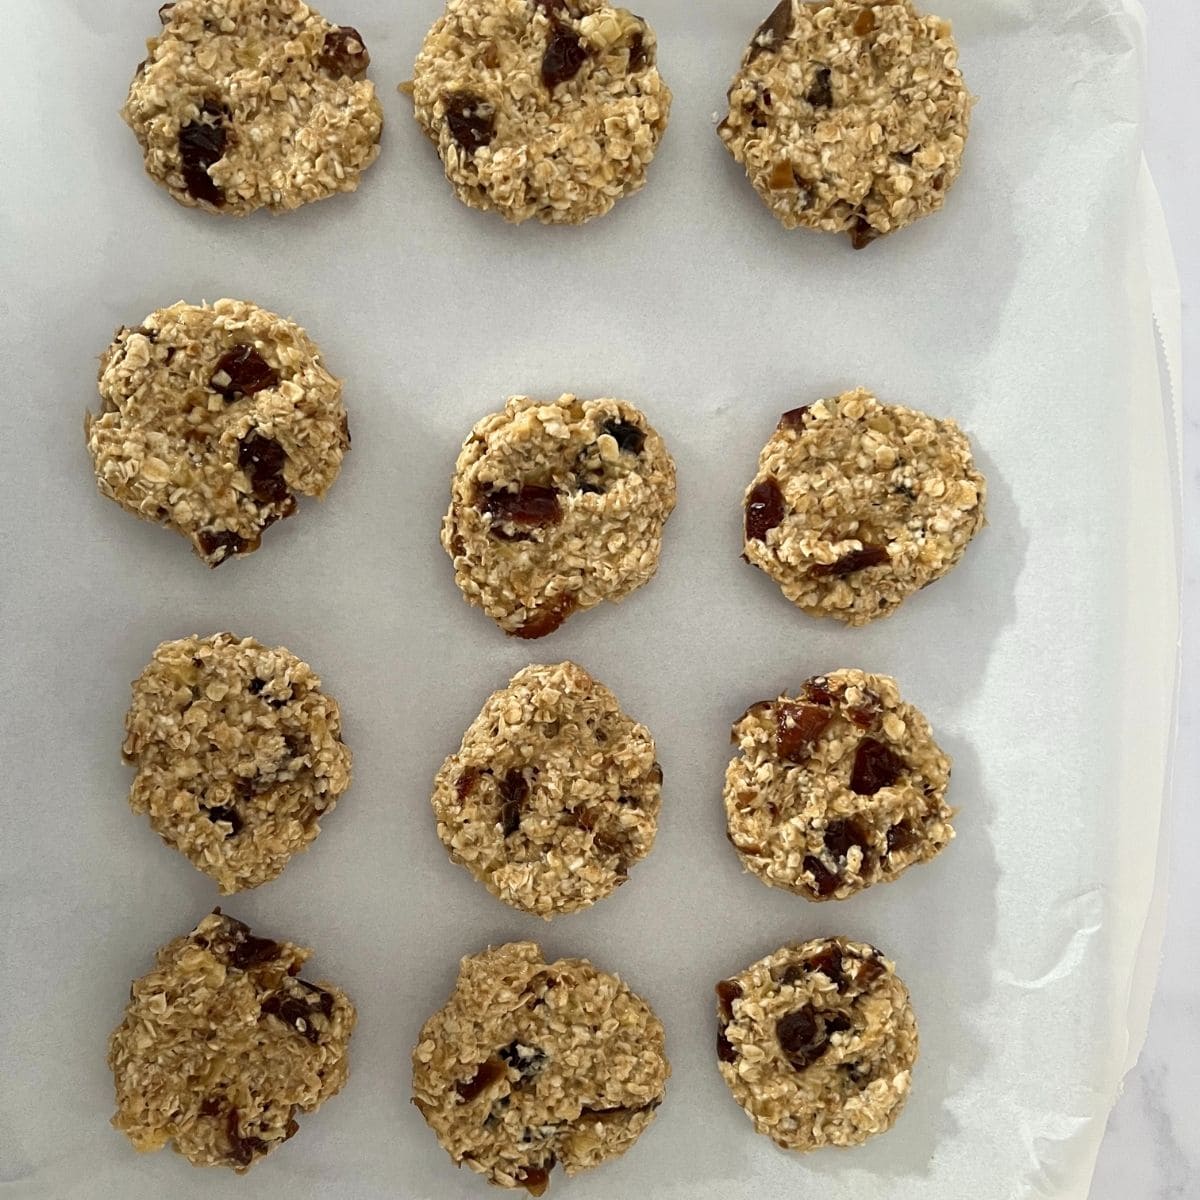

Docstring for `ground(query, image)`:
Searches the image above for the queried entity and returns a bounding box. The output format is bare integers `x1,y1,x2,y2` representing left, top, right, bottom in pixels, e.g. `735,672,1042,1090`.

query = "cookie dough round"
108,909,356,1171
413,941,669,1194
719,0,971,245
124,0,383,215
411,0,671,224
122,632,353,892
716,937,916,1150
86,299,350,566
442,394,676,638
742,388,985,624
725,669,953,901
433,662,662,918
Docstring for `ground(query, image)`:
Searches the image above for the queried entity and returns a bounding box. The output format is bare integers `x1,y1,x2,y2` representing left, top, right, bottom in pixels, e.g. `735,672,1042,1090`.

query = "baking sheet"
0,1,1180,1197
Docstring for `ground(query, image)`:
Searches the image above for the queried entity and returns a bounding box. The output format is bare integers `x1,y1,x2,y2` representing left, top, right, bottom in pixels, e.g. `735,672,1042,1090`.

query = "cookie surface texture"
86,299,350,566
122,632,353,892
725,669,953,900
432,661,662,917
742,387,985,624
719,0,971,244
412,0,671,224
124,0,382,214
716,937,916,1150
108,910,356,1171
443,394,677,638
413,941,669,1193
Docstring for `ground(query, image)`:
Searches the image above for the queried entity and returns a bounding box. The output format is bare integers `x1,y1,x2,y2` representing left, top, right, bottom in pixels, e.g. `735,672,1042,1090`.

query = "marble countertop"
1089,3,1198,1196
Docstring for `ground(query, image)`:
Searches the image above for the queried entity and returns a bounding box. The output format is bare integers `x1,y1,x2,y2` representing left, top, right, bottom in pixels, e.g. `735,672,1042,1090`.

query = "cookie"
716,938,916,1150
719,0,971,245
742,388,985,624
724,669,953,901
86,299,350,566
432,662,662,918
108,910,355,1171
122,632,352,892
124,0,383,215
413,941,669,1194
442,394,676,638
410,0,671,224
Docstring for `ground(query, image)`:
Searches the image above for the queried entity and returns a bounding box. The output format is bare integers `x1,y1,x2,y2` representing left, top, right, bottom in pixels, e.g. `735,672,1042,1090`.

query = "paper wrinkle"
0,2,1180,1199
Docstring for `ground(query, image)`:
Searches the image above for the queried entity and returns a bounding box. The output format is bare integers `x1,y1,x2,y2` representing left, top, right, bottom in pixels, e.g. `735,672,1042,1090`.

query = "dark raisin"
856,957,885,987
717,1028,738,1063
749,0,793,59
716,978,742,1022
456,767,481,801
802,677,837,706
826,1014,852,1036
886,820,918,854
745,477,785,542
479,484,562,530
318,26,370,78
775,703,832,763
298,979,337,1016
445,92,495,153
499,1041,547,1083
627,29,648,70
248,677,266,695
542,23,588,88
238,432,290,505
847,696,881,729
199,1097,222,1117
777,1006,829,1071
514,594,577,639
850,216,880,249
518,1157,555,1198
850,738,905,795
806,66,833,108
602,419,646,454
500,769,527,836
804,854,840,897
647,761,664,786
456,1057,506,1103
824,818,870,862
229,934,281,970
806,945,845,990
179,101,228,207
204,804,242,836
578,480,604,495
261,993,323,1044
211,344,278,400
810,544,890,577
226,1109,269,1167
932,173,946,190
778,404,812,431
841,1061,872,1084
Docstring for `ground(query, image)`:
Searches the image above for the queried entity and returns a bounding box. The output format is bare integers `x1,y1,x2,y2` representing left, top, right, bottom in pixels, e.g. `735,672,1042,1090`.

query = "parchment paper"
0,1,1181,1198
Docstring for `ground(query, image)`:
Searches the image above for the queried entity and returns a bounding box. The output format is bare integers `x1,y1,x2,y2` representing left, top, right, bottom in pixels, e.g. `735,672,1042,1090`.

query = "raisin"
318,26,370,78
445,92,495,153
542,23,588,88
199,1097,222,1117
261,993,323,1044
749,0,793,59
716,978,742,1022
802,678,837,706
841,1061,872,1084
776,1006,829,1071
745,477,785,542
767,160,799,190
824,818,870,862
853,7,876,35
518,1157,555,1197
847,696,881,729
803,854,840,897
850,216,879,249
499,1042,547,1083
179,101,228,207
627,29,649,70
775,703,832,763
229,933,280,970
499,769,527,836
248,677,266,695
211,344,278,400
479,485,562,530
647,762,664,786
298,979,337,1017
602,419,645,454
932,173,945,190
456,768,481,801
778,404,812,430
826,1014,852,1036
204,804,242,836
717,1028,738,1063
456,1057,506,1103
238,432,290,505
810,544,890,577
856,957,885,987
226,1109,269,1167
806,945,845,990
850,738,904,795
886,820,918,854
514,594,576,639
578,480,604,495
806,66,833,108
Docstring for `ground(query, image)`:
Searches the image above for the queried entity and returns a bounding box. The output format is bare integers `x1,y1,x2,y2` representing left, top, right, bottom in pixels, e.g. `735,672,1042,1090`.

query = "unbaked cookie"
432,662,662,918
124,0,382,215
442,394,676,638
122,632,352,892
108,909,356,1171
719,0,971,245
410,0,671,224
413,941,669,1194
86,299,350,566
725,669,953,901
742,388,985,624
716,937,916,1150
